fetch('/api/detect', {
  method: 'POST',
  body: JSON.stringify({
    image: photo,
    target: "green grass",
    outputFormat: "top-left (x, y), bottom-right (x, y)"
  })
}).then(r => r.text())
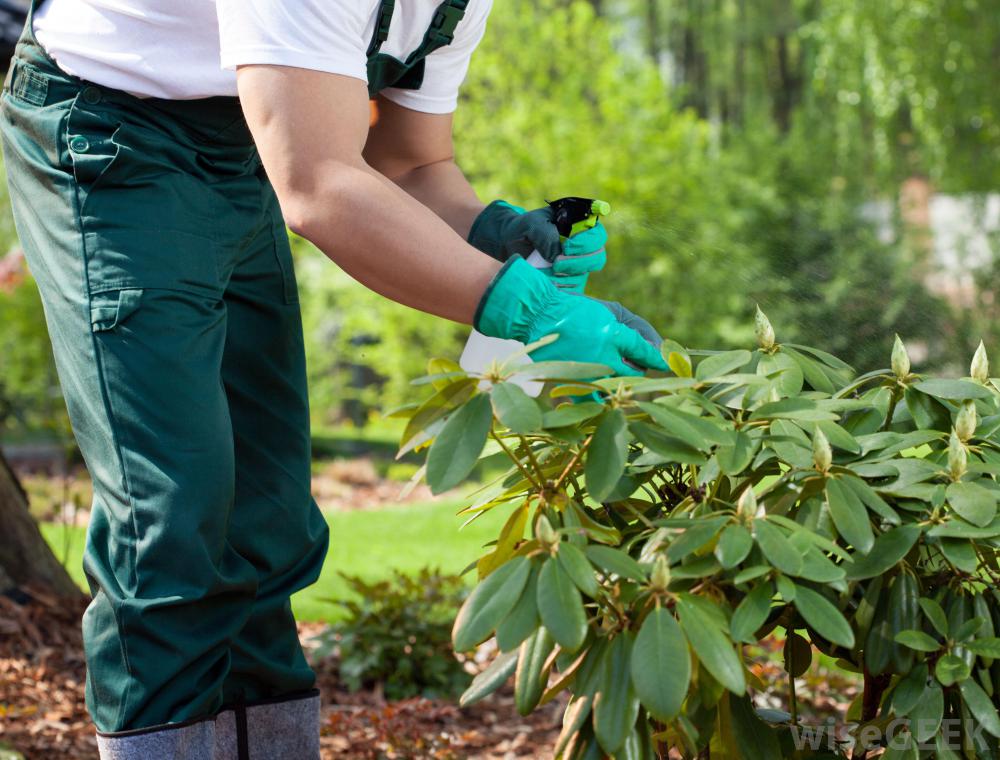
top-left (40, 497), bottom-right (509, 622)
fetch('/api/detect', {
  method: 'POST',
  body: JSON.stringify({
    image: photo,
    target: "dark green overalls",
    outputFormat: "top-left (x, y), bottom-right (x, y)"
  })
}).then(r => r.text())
top-left (0, 0), bottom-right (469, 751)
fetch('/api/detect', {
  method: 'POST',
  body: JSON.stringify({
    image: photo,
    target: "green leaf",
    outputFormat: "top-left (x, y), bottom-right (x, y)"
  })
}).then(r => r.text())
top-left (716, 430), bottom-right (758, 476)
top-left (947, 481), bottom-right (998, 527)
top-left (961, 677), bottom-right (1000, 737)
top-left (593, 634), bottom-right (640, 755)
top-left (758, 351), bottom-right (804, 397)
top-left (907, 683), bottom-right (943, 742)
top-left (585, 545), bottom-right (646, 583)
top-left (936, 653), bottom-right (971, 686)
top-left (490, 382), bottom-right (542, 433)
top-left (677, 594), bottom-right (746, 695)
top-left (400, 378), bottom-right (477, 455)
top-left (728, 693), bottom-right (783, 760)
top-left (841, 475), bottom-right (901, 525)
top-left (939, 538), bottom-right (979, 574)
top-left (752, 398), bottom-right (838, 422)
top-left (515, 627), bottom-right (554, 715)
top-left (783, 632), bottom-right (813, 678)
top-left (793, 585), bottom-right (855, 648)
top-left (966, 637), bottom-right (1000, 658)
top-left (459, 648), bottom-right (519, 707)
top-left (844, 524), bottom-right (922, 580)
top-left (814, 419), bottom-right (861, 453)
top-left (637, 402), bottom-right (732, 449)
top-left (891, 663), bottom-right (928, 716)
top-left (752, 520), bottom-right (803, 576)
top-left (586, 409), bottom-right (630, 502)
top-left (556, 542), bottom-right (601, 598)
top-left (536, 558), bottom-right (587, 652)
top-left (513, 360), bottom-right (613, 381)
top-left (715, 524), bottom-right (754, 569)
top-left (926, 516), bottom-right (1000, 539)
top-left (630, 421), bottom-right (706, 465)
top-left (919, 598), bottom-right (950, 638)
top-left (915, 378), bottom-right (996, 400)
top-left (542, 401), bottom-right (605, 429)
top-left (730, 582), bottom-right (773, 644)
top-left (453, 556), bottom-right (531, 651)
top-left (695, 350), bottom-right (753, 381)
top-left (496, 563), bottom-right (541, 652)
top-left (825, 477), bottom-right (875, 554)
top-left (426, 394), bottom-right (492, 494)
top-left (630, 607), bottom-right (690, 721)
top-left (894, 629), bottom-right (941, 652)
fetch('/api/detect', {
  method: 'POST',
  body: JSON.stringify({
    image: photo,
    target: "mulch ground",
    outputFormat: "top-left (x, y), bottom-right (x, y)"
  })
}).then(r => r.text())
top-left (0, 591), bottom-right (561, 760)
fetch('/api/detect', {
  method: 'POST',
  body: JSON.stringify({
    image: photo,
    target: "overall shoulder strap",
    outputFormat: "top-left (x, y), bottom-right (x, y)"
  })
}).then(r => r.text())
top-left (405, 0), bottom-right (470, 64)
top-left (366, 0), bottom-right (396, 58)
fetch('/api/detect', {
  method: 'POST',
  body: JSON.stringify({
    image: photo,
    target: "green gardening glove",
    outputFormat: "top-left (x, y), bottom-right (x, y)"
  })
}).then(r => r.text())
top-left (468, 201), bottom-right (607, 293)
top-left (592, 298), bottom-right (663, 349)
top-left (476, 257), bottom-right (667, 376)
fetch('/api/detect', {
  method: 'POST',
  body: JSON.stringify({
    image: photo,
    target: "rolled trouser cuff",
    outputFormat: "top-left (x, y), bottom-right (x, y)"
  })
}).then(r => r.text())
top-left (214, 689), bottom-right (320, 760)
top-left (96, 716), bottom-right (216, 760)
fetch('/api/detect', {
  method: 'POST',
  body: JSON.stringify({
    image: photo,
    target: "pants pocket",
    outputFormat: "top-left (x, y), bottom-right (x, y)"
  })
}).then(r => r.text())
top-left (90, 288), bottom-right (144, 333)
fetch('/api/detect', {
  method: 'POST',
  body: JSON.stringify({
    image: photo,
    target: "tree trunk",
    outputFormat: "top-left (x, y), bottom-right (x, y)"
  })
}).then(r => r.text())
top-left (0, 451), bottom-right (82, 597)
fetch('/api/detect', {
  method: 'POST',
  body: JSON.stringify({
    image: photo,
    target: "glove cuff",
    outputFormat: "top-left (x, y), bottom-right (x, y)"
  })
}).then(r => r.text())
top-left (467, 200), bottom-right (522, 261)
top-left (474, 256), bottom-right (559, 342)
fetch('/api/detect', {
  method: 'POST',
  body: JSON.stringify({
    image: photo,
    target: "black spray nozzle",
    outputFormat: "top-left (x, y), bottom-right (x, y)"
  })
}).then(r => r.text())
top-left (546, 197), bottom-right (610, 237)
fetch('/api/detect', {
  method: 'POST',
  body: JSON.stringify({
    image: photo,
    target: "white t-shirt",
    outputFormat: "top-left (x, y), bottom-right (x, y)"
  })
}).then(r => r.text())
top-left (33, 0), bottom-right (491, 112)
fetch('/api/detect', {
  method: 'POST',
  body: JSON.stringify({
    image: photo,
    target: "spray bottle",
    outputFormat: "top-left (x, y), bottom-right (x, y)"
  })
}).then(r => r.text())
top-left (460, 197), bottom-right (611, 395)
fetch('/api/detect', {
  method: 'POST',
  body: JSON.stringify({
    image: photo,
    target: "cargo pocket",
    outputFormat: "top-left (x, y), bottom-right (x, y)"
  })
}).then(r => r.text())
top-left (90, 288), bottom-right (143, 333)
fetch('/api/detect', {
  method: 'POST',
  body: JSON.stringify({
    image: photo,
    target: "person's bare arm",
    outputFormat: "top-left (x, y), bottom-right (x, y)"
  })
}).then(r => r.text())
top-left (236, 65), bottom-right (498, 324)
top-left (364, 96), bottom-right (484, 237)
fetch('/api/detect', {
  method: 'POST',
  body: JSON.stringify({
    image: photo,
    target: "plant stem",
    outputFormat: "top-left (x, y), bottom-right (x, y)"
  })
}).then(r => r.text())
top-left (491, 432), bottom-right (540, 490)
top-left (553, 434), bottom-right (593, 492)
top-left (518, 434), bottom-right (543, 480)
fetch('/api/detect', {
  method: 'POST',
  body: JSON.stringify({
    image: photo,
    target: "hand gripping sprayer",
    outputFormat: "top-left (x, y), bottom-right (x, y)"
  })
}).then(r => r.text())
top-left (460, 197), bottom-right (611, 396)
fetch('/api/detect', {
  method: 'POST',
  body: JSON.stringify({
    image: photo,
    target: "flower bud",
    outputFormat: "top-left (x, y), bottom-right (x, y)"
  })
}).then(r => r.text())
top-left (971, 341), bottom-right (990, 384)
top-left (955, 400), bottom-right (978, 442)
top-left (754, 306), bottom-right (776, 350)
top-left (650, 554), bottom-right (671, 591)
top-left (891, 335), bottom-right (911, 379)
top-left (536, 515), bottom-right (558, 547)
top-left (949, 429), bottom-right (968, 481)
top-left (813, 427), bottom-right (833, 473)
top-left (737, 487), bottom-right (759, 520)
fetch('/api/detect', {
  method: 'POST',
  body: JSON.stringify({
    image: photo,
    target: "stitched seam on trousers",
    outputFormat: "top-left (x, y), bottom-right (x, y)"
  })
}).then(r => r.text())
top-left (66, 99), bottom-right (139, 730)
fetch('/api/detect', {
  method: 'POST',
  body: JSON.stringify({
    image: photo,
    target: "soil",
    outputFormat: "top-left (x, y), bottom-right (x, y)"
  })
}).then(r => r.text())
top-left (0, 591), bottom-right (562, 760)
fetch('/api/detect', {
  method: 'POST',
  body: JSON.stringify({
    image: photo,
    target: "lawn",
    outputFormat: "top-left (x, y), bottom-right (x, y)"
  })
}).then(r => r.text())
top-left (40, 496), bottom-right (509, 622)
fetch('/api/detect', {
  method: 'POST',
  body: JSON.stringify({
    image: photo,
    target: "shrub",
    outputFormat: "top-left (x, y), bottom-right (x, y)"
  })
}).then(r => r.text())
top-left (314, 569), bottom-right (471, 701)
top-left (398, 310), bottom-right (1000, 758)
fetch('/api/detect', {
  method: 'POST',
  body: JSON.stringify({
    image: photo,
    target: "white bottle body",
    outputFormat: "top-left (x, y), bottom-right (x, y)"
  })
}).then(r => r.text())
top-left (460, 251), bottom-right (549, 396)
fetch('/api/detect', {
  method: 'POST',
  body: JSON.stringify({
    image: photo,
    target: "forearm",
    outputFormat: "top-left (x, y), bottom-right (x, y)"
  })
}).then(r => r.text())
top-left (388, 159), bottom-right (484, 238)
top-left (237, 66), bottom-right (498, 325)
top-left (292, 161), bottom-right (498, 324)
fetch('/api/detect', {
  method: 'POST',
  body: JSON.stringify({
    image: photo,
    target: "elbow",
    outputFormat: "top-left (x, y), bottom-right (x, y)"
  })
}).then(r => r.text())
top-left (276, 167), bottom-right (361, 242)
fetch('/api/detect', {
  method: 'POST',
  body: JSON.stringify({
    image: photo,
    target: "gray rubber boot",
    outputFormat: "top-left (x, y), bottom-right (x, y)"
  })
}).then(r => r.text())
top-left (214, 690), bottom-right (321, 760)
top-left (97, 717), bottom-right (216, 760)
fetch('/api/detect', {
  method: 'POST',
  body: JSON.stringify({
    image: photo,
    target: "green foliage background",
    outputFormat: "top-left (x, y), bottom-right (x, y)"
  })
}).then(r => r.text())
top-left (1, 0), bottom-right (998, 436)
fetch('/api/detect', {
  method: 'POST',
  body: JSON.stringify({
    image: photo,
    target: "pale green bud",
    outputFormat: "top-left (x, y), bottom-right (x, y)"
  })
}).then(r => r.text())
top-left (971, 341), bottom-right (990, 384)
top-left (737, 487), bottom-right (760, 520)
top-left (536, 515), bottom-right (558, 547)
top-left (891, 335), bottom-right (911, 379)
top-left (650, 554), bottom-right (671, 591)
top-left (813, 427), bottom-right (833, 472)
top-left (754, 306), bottom-right (776, 350)
top-left (949, 429), bottom-right (968, 481)
top-left (955, 400), bottom-right (978, 442)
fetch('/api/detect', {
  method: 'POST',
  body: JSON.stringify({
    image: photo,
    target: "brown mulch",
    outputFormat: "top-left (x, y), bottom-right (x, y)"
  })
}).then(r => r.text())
top-left (0, 594), bottom-right (560, 760)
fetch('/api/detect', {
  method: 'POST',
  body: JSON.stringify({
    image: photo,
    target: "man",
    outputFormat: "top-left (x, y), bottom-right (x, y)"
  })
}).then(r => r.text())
top-left (1, 0), bottom-right (666, 757)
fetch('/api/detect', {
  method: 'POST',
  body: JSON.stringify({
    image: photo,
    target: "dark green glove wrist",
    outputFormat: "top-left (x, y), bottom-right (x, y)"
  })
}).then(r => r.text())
top-left (467, 200), bottom-right (562, 263)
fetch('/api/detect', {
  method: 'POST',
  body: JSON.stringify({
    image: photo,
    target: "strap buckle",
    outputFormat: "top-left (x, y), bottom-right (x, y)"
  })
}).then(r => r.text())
top-left (428, 1), bottom-right (468, 47)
